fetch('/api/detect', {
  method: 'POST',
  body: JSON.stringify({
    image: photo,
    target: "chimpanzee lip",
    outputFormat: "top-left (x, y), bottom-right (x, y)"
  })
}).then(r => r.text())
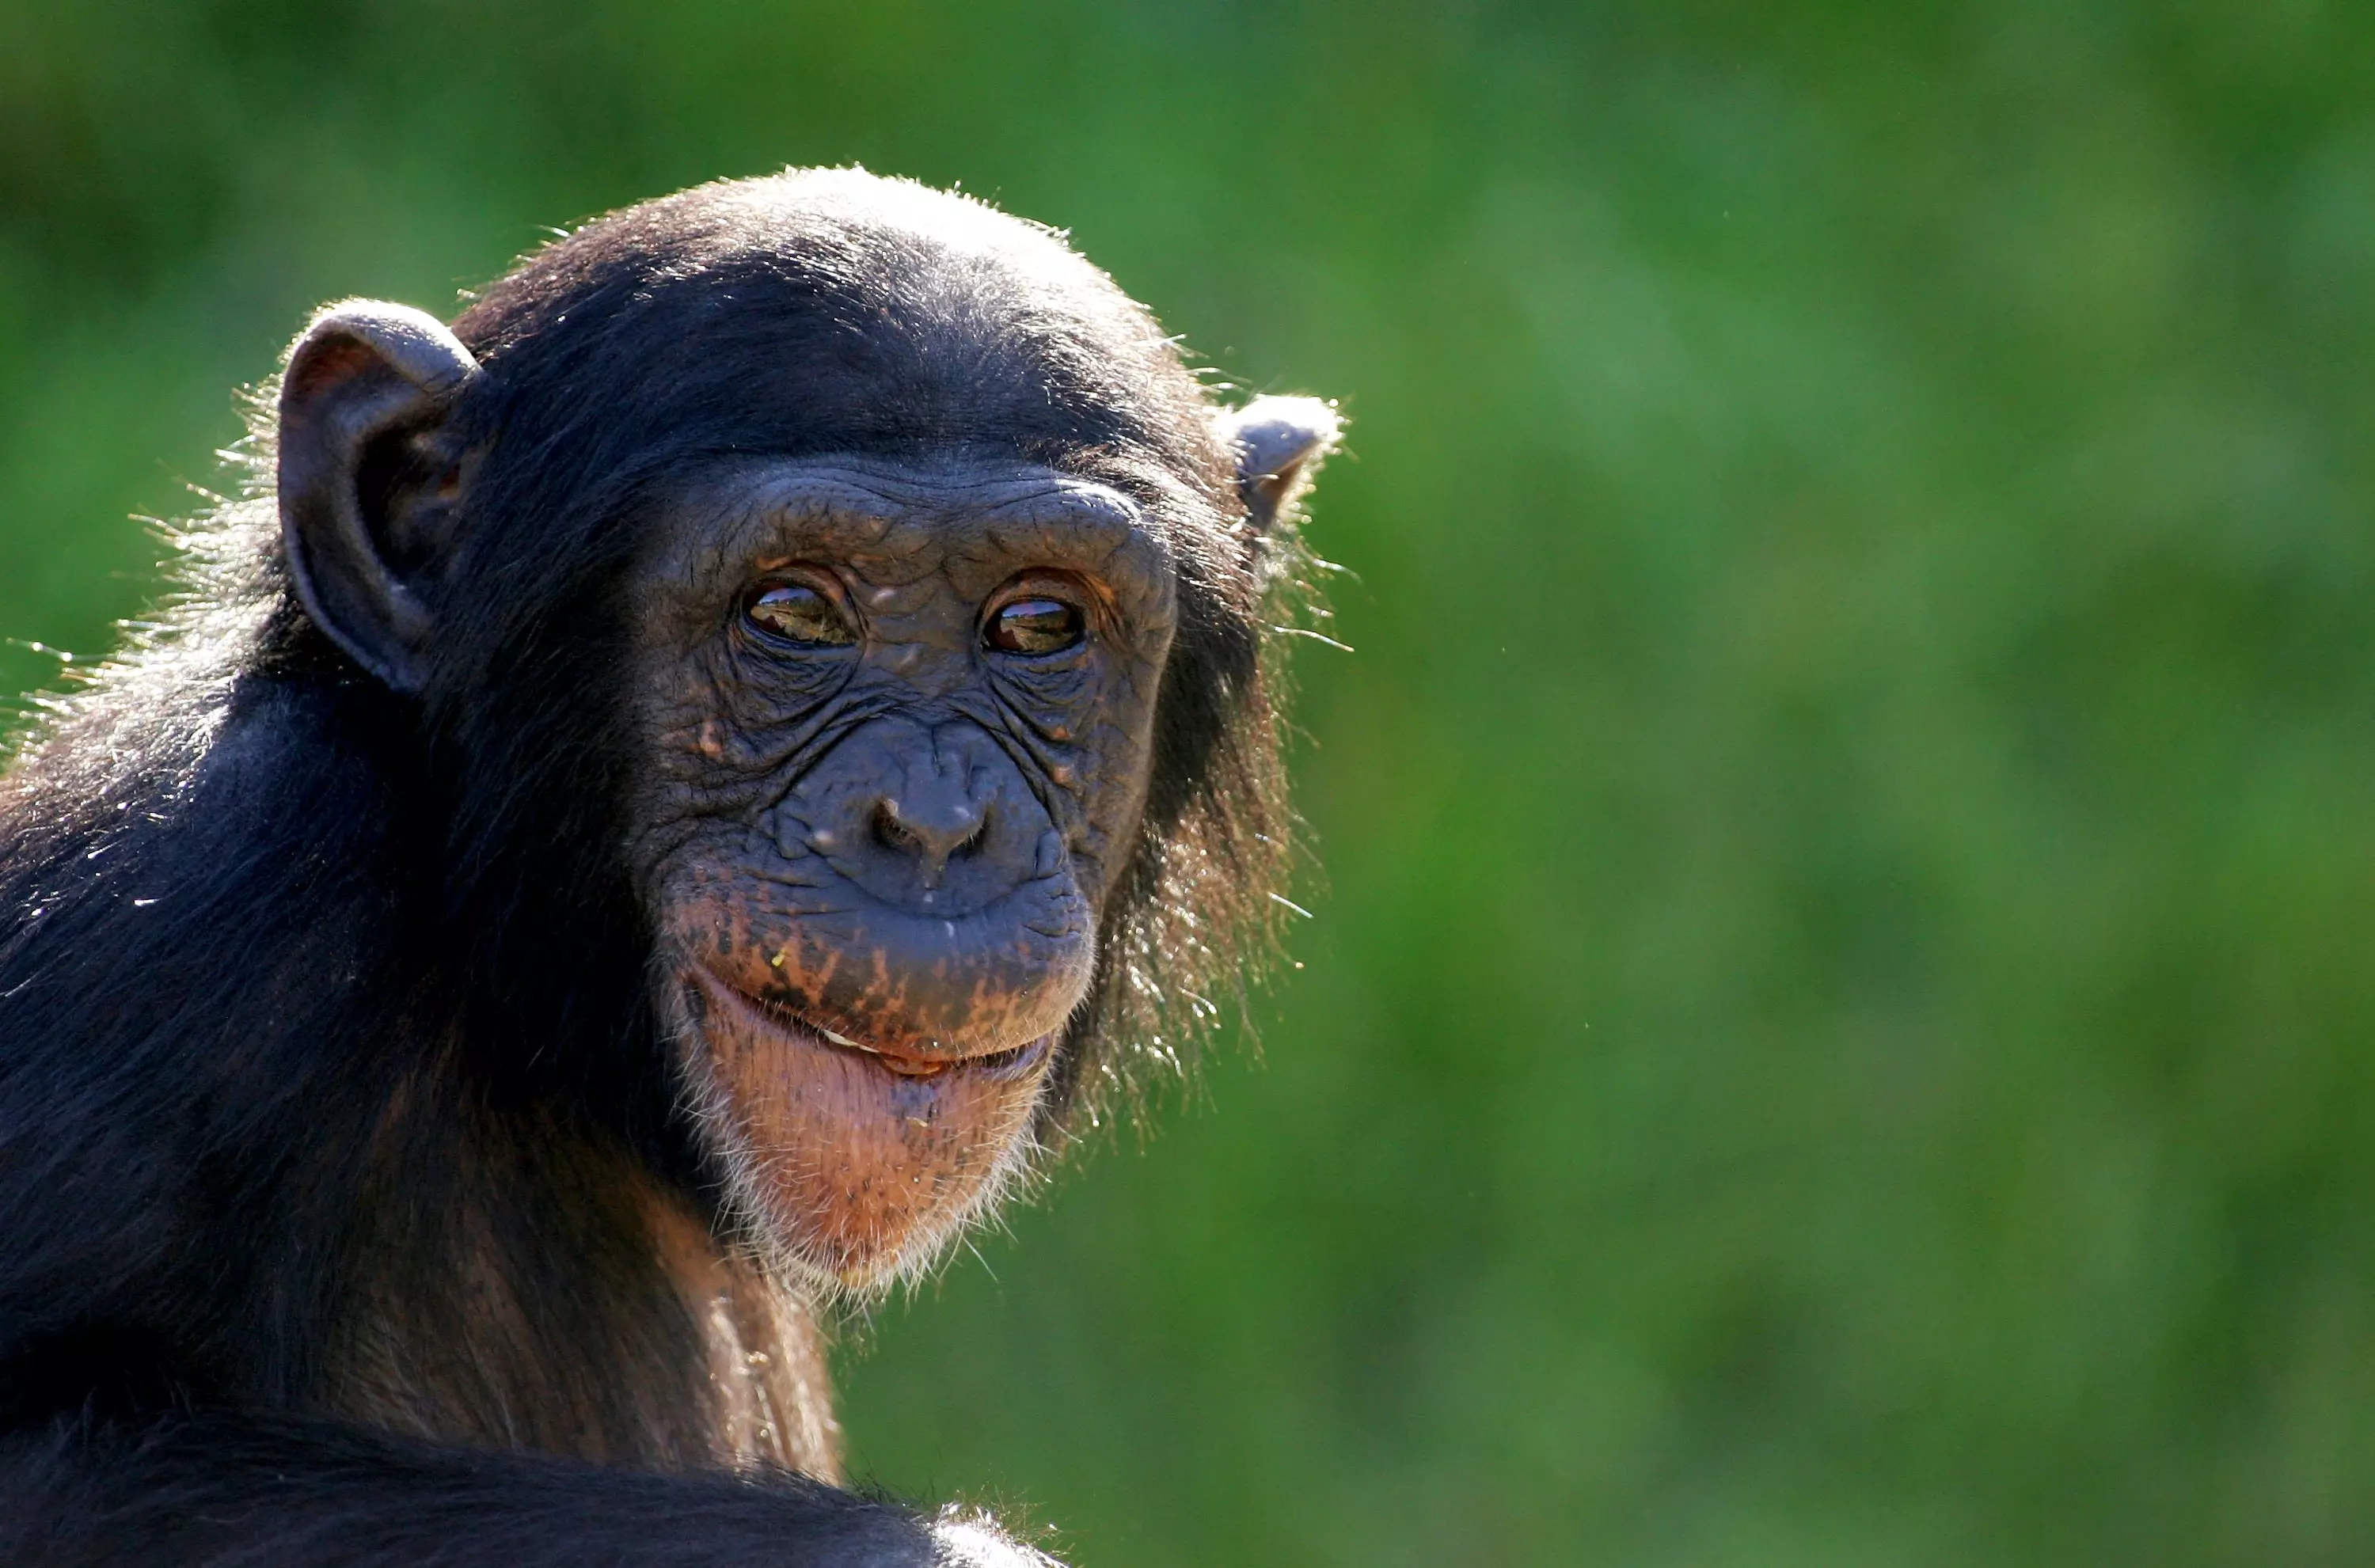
top-left (686, 966), bottom-right (1054, 1080)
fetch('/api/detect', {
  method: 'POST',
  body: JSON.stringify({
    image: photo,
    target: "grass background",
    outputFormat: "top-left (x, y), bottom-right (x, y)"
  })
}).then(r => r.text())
top-left (7, 2), bottom-right (2375, 1562)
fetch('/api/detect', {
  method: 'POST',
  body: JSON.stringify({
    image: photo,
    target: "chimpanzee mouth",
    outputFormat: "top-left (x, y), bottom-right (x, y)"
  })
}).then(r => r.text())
top-left (689, 967), bottom-right (1055, 1082)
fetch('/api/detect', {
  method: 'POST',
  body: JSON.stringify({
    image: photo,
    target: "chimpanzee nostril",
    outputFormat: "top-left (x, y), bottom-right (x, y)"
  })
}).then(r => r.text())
top-left (872, 801), bottom-right (919, 856)
top-left (872, 793), bottom-right (990, 887)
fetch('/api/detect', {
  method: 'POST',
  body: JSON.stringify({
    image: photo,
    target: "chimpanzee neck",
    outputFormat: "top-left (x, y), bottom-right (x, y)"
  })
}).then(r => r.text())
top-left (315, 1100), bottom-right (844, 1478)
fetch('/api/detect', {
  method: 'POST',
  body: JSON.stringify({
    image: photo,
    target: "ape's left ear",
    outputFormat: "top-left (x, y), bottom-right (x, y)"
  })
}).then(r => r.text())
top-left (1217, 396), bottom-right (1341, 535)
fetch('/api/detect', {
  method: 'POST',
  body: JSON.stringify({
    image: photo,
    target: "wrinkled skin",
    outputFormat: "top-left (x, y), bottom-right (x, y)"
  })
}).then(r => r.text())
top-left (629, 459), bottom-right (1179, 1288)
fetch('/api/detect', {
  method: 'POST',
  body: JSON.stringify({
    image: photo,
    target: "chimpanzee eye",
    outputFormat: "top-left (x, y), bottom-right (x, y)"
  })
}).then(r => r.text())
top-left (743, 582), bottom-right (857, 648)
top-left (986, 597), bottom-right (1085, 656)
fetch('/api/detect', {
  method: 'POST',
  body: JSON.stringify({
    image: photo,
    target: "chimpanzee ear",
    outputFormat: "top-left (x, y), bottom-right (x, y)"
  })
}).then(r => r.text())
top-left (1217, 395), bottom-right (1341, 536)
top-left (277, 301), bottom-right (481, 693)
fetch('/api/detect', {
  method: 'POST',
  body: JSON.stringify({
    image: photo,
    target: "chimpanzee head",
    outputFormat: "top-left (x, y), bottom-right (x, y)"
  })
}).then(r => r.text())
top-left (271, 170), bottom-right (1336, 1292)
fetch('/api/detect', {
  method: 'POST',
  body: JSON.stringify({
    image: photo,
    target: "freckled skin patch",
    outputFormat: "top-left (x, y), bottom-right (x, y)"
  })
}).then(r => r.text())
top-left (629, 461), bottom-right (1177, 1289)
top-left (686, 970), bottom-right (1053, 1286)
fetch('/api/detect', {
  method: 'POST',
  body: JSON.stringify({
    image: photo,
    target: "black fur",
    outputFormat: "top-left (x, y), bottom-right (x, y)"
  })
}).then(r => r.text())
top-left (0, 171), bottom-right (1331, 1564)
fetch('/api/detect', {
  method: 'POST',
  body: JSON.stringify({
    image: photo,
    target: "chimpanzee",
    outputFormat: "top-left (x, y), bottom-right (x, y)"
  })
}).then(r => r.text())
top-left (0, 168), bottom-right (1336, 1565)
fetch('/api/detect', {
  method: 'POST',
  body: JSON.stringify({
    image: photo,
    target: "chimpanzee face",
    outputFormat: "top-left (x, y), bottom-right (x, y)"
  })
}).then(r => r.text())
top-left (268, 173), bottom-right (1338, 1304)
top-left (626, 457), bottom-right (1180, 1289)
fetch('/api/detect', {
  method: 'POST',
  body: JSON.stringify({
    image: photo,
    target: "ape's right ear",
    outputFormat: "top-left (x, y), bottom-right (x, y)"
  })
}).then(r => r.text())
top-left (277, 301), bottom-right (481, 693)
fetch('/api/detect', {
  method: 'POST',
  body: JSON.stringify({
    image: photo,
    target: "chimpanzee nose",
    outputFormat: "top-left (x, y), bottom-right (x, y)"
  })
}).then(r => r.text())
top-left (872, 787), bottom-right (988, 887)
top-left (781, 719), bottom-right (1044, 913)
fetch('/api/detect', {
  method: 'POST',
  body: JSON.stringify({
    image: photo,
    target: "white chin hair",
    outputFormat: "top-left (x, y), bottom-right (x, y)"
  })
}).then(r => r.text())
top-left (659, 974), bottom-right (1050, 1301)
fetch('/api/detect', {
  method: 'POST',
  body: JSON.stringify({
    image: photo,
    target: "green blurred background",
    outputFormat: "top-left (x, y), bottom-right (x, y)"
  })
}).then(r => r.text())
top-left (8, 2), bottom-right (2375, 1562)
